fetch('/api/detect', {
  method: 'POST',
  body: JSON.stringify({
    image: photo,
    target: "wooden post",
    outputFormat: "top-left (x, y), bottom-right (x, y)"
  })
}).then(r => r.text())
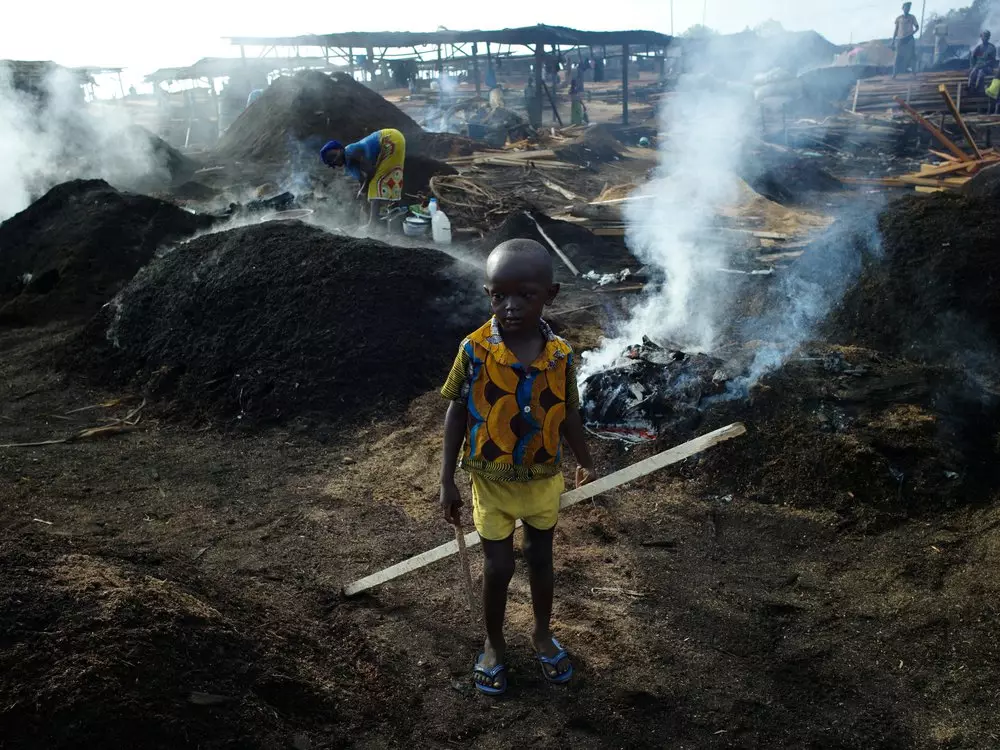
top-left (622, 43), bottom-right (630, 125)
top-left (348, 47), bottom-right (354, 79)
top-left (366, 46), bottom-right (375, 84)
top-left (541, 81), bottom-right (563, 126)
top-left (956, 82), bottom-right (962, 111)
top-left (533, 42), bottom-right (545, 126)
top-left (472, 42), bottom-right (481, 96)
top-left (852, 79), bottom-right (860, 112)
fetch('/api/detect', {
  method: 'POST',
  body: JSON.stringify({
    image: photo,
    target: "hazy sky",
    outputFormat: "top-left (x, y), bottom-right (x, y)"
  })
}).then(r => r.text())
top-left (1, 1), bottom-right (970, 74)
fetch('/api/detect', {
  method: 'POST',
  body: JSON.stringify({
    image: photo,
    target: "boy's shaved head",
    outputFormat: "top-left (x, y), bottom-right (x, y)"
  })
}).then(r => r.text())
top-left (486, 239), bottom-right (554, 284)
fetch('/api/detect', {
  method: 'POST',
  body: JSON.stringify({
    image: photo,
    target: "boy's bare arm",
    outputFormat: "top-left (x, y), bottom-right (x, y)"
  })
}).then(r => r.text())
top-left (440, 400), bottom-right (467, 524)
top-left (563, 407), bottom-right (597, 486)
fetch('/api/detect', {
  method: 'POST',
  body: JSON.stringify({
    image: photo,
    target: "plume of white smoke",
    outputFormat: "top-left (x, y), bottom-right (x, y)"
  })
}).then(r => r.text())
top-left (581, 31), bottom-right (883, 391)
top-left (580, 72), bottom-right (755, 377)
top-left (0, 63), bottom-right (169, 222)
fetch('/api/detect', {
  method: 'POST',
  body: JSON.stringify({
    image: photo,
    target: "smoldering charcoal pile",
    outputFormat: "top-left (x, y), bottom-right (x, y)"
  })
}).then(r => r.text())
top-left (0, 179), bottom-right (215, 324)
top-left (826, 192), bottom-right (1000, 358)
top-left (73, 221), bottom-right (484, 427)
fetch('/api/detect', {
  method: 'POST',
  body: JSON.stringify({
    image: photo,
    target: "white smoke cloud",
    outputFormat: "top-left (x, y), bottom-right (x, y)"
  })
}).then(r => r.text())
top-left (581, 32), bottom-right (882, 391)
top-left (581, 72), bottom-right (755, 377)
top-left (0, 62), bottom-right (170, 222)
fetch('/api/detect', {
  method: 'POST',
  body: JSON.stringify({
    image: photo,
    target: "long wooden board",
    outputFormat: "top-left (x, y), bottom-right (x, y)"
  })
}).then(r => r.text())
top-left (342, 423), bottom-right (747, 596)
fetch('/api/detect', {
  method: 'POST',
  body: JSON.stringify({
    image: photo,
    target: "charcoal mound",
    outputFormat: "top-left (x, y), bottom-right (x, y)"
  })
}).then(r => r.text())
top-left (408, 131), bottom-right (482, 160)
top-left (555, 124), bottom-right (625, 165)
top-left (961, 162), bottom-right (1000, 199)
top-left (684, 344), bottom-right (1000, 523)
top-left (740, 150), bottom-right (842, 204)
top-left (75, 221), bottom-right (482, 427)
top-left (216, 71), bottom-right (421, 163)
top-left (0, 179), bottom-right (215, 325)
top-left (490, 211), bottom-right (637, 275)
top-left (826, 193), bottom-right (1000, 358)
top-left (0, 539), bottom-right (379, 749)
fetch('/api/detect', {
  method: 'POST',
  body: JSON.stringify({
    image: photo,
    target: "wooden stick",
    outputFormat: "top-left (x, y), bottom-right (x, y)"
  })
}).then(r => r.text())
top-left (929, 149), bottom-right (962, 162)
top-left (523, 211), bottom-right (581, 276)
top-left (917, 160), bottom-right (981, 177)
top-left (454, 524), bottom-right (478, 616)
top-left (342, 423), bottom-right (747, 596)
top-left (938, 84), bottom-right (983, 159)
top-left (895, 97), bottom-right (972, 161)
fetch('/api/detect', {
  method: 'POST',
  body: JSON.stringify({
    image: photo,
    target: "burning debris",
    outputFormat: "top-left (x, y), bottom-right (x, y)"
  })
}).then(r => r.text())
top-left (581, 337), bottom-right (729, 442)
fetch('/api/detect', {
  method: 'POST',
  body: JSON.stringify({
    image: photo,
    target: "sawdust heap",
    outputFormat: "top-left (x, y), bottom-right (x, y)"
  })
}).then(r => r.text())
top-left (0, 179), bottom-right (214, 324)
top-left (74, 221), bottom-right (483, 428)
top-left (720, 177), bottom-right (831, 236)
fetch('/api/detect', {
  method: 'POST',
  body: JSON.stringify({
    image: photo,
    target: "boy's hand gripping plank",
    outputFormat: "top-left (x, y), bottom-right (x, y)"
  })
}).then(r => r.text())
top-left (343, 422), bottom-right (747, 597)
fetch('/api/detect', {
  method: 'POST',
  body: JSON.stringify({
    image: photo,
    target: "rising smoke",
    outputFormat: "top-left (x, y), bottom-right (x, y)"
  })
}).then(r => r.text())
top-left (0, 63), bottom-right (170, 222)
top-left (581, 34), bottom-right (881, 390)
top-left (580, 72), bottom-right (755, 378)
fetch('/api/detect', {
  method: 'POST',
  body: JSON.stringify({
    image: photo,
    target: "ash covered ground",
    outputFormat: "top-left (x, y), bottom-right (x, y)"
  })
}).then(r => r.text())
top-left (1, 55), bottom-right (999, 750)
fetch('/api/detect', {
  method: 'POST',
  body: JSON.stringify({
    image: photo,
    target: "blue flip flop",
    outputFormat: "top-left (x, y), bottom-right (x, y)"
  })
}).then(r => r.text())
top-left (473, 653), bottom-right (507, 695)
top-left (536, 637), bottom-right (574, 684)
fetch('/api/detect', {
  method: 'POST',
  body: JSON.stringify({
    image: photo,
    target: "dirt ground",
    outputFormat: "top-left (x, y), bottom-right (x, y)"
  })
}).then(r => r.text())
top-left (2, 314), bottom-right (999, 750)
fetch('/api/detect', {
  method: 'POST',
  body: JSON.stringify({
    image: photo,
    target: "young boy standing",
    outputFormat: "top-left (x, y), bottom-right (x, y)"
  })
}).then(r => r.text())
top-left (439, 239), bottom-right (597, 695)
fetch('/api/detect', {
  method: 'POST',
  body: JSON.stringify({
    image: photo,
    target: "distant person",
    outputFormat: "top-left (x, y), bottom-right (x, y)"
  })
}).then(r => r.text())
top-left (246, 88), bottom-right (263, 109)
top-left (438, 238), bottom-right (597, 696)
top-left (128, 85), bottom-right (137, 97)
top-left (569, 60), bottom-right (591, 125)
top-left (969, 30), bottom-right (997, 94)
top-left (892, 2), bottom-right (920, 79)
top-left (319, 128), bottom-right (406, 227)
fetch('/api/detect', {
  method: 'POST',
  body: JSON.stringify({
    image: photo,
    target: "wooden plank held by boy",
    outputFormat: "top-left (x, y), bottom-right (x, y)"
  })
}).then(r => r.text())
top-left (343, 422), bottom-right (747, 597)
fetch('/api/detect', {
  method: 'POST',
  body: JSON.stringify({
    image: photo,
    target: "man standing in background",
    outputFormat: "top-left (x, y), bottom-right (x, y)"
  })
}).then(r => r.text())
top-left (968, 30), bottom-right (997, 95)
top-left (892, 2), bottom-right (920, 79)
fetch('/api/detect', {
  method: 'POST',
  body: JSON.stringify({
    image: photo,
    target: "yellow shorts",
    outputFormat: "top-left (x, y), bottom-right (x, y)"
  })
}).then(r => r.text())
top-left (471, 472), bottom-right (564, 541)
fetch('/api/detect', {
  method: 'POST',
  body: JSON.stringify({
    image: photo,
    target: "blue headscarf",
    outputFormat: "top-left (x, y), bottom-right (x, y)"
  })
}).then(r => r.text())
top-left (320, 140), bottom-right (343, 164)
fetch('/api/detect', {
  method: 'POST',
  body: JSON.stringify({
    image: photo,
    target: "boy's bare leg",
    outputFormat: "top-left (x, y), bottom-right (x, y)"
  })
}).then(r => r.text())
top-left (523, 523), bottom-right (571, 678)
top-left (476, 535), bottom-right (515, 687)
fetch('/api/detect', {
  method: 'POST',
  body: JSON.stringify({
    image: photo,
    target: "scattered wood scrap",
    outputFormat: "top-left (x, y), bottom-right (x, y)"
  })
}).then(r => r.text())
top-left (844, 93), bottom-right (1000, 192)
top-left (0, 400), bottom-right (146, 448)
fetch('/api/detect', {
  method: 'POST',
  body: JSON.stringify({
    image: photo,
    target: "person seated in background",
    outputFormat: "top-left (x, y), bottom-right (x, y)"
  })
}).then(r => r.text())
top-left (319, 129), bottom-right (406, 228)
top-left (246, 88), bottom-right (263, 109)
top-left (969, 30), bottom-right (997, 95)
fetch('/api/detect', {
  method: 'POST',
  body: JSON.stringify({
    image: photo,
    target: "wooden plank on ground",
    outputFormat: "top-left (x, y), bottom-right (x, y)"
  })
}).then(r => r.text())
top-left (342, 423), bottom-right (748, 596)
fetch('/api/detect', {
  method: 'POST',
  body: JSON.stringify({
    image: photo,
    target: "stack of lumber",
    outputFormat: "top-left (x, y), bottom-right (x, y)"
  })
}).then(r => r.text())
top-left (850, 71), bottom-right (994, 114)
top-left (445, 148), bottom-right (584, 171)
top-left (779, 113), bottom-right (913, 153)
top-left (842, 84), bottom-right (1000, 192)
